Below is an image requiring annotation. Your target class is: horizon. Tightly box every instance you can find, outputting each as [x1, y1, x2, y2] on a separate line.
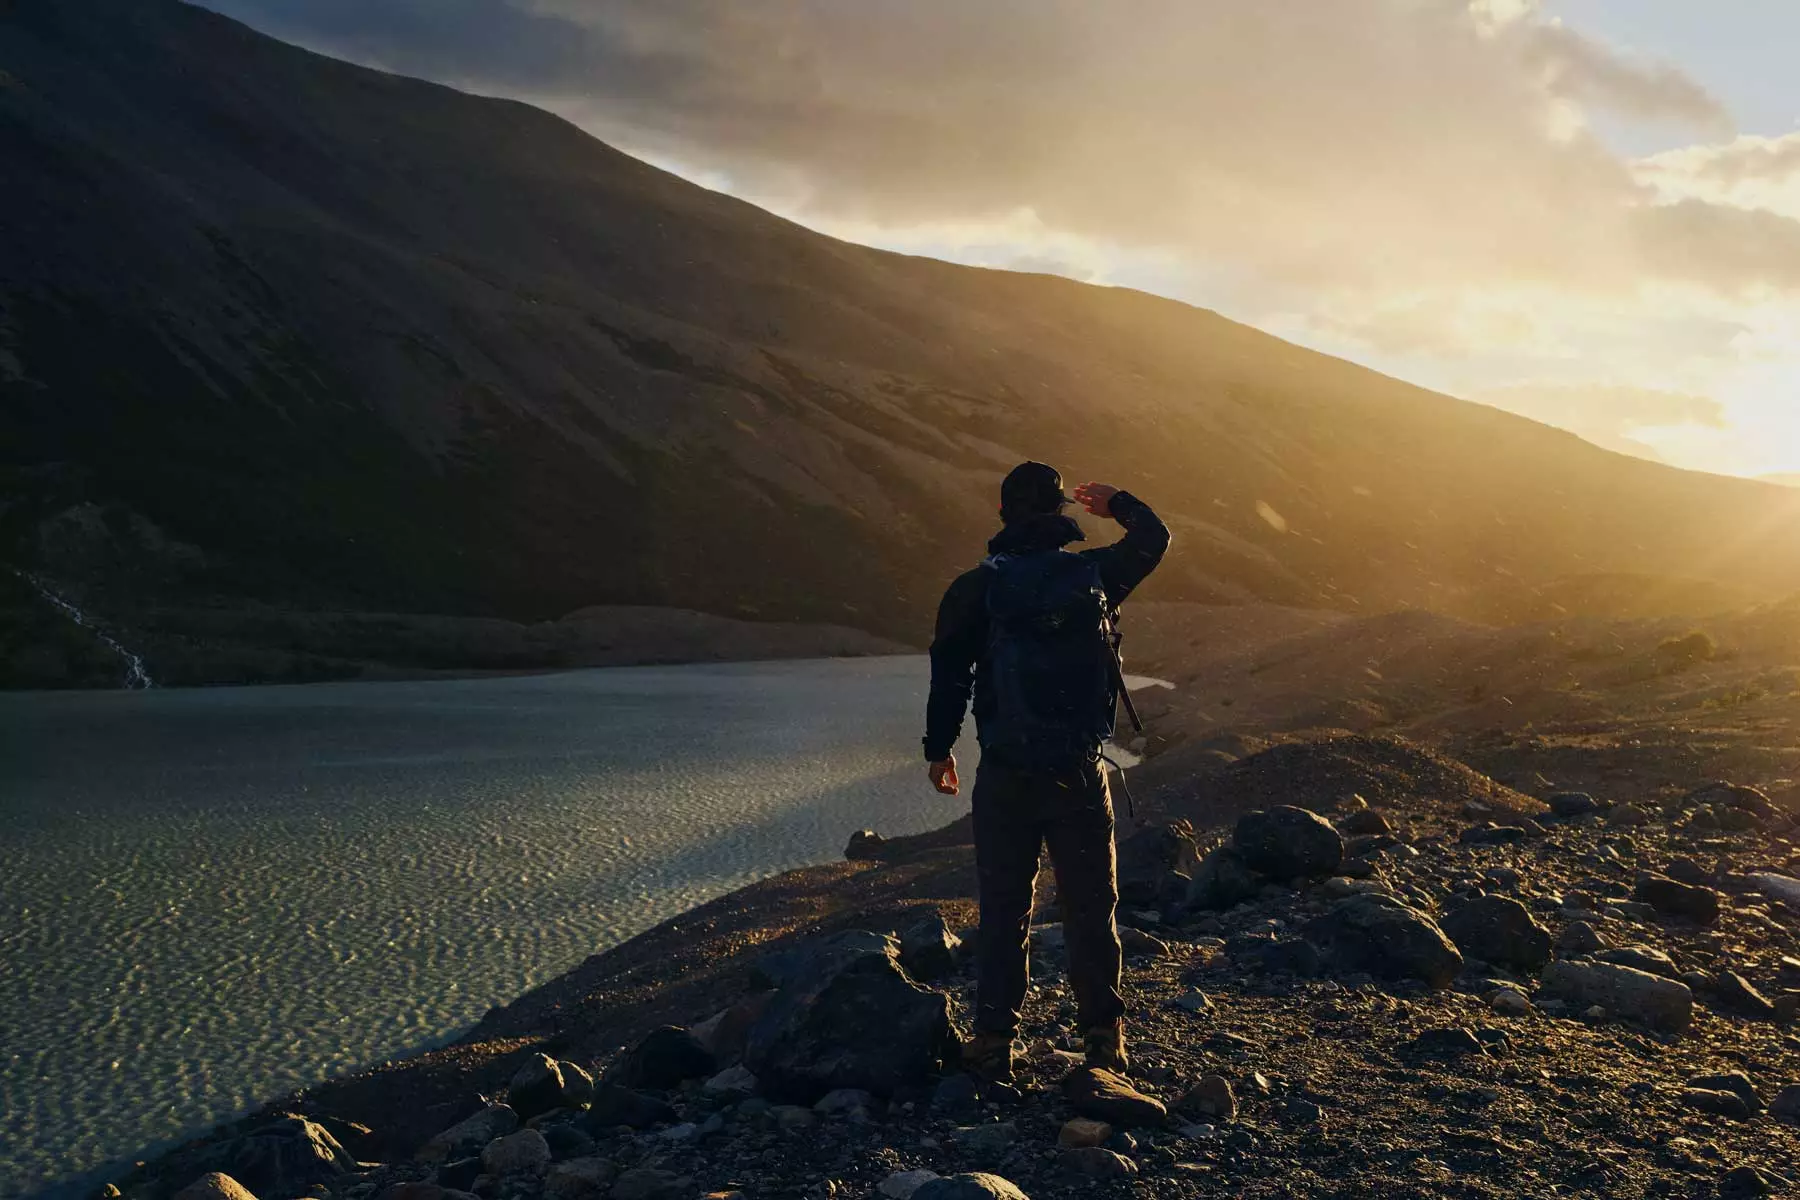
[192, 0, 1800, 481]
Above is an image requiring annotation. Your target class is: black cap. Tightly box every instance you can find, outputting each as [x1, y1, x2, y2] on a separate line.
[1000, 461, 1072, 520]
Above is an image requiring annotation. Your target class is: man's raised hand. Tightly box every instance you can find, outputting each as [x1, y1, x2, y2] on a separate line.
[1074, 482, 1121, 519]
[929, 754, 960, 796]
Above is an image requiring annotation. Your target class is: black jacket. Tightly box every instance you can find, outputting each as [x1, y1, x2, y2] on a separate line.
[922, 492, 1170, 762]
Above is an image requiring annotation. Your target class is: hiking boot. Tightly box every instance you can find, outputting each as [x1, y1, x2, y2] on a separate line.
[962, 1030, 1018, 1085]
[1083, 1021, 1130, 1074]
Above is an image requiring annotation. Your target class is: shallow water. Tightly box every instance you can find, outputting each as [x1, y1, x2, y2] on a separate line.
[0, 657, 969, 1200]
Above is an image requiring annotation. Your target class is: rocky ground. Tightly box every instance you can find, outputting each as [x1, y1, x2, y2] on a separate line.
[105, 736, 1800, 1200]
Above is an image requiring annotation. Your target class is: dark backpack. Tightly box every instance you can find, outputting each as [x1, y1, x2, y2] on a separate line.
[979, 549, 1119, 767]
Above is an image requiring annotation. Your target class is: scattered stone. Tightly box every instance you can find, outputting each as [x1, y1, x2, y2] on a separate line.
[1338, 808, 1393, 837]
[174, 1175, 259, 1200]
[771, 1104, 817, 1132]
[1595, 945, 1680, 978]
[1687, 782, 1778, 819]
[1301, 893, 1464, 989]
[481, 1130, 550, 1176]
[1059, 1148, 1138, 1177]
[910, 1173, 1031, 1200]
[845, 830, 887, 860]
[1556, 921, 1607, 957]
[1549, 792, 1600, 817]
[899, 914, 963, 982]
[1488, 986, 1533, 1016]
[930, 1073, 984, 1122]
[1607, 804, 1652, 828]
[1177, 1075, 1237, 1122]
[544, 1159, 617, 1200]
[878, 1171, 941, 1200]
[1284, 1098, 1323, 1124]
[1719, 1165, 1778, 1198]
[1407, 1028, 1486, 1058]
[508, 1055, 594, 1121]
[1665, 857, 1713, 886]
[435, 1160, 483, 1193]
[1232, 936, 1322, 976]
[1459, 823, 1528, 846]
[1688, 1073, 1762, 1112]
[1171, 989, 1215, 1015]
[1539, 961, 1693, 1034]
[1118, 925, 1170, 959]
[1439, 895, 1552, 971]
[1234, 806, 1344, 878]
[198, 1116, 355, 1198]
[418, 1107, 519, 1164]
[814, 1088, 877, 1120]
[1064, 1067, 1168, 1128]
[1058, 1118, 1112, 1149]
[1683, 1088, 1752, 1120]
[1634, 875, 1722, 924]
[1713, 971, 1779, 1020]
[541, 1123, 597, 1163]
[744, 930, 954, 1099]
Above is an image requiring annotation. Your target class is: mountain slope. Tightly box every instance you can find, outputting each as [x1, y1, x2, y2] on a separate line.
[7, 0, 1800, 647]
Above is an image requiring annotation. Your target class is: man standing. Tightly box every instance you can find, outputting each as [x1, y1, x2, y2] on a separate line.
[923, 461, 1170, 1086]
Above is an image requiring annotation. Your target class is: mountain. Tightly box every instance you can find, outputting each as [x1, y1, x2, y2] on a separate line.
[7, 0, 1800, 665]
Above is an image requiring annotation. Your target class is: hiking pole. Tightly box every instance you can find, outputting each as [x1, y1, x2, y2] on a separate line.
[1103, 615, 1144, 819]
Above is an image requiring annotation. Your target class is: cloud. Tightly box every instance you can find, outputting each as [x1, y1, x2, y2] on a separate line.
[1475, 385, 1728, 459]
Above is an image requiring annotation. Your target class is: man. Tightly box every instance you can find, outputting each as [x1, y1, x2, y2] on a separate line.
[923, 460, 1170, 1085]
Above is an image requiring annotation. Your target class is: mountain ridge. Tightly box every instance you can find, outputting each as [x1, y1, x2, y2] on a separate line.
[7, 0, 1800, 671]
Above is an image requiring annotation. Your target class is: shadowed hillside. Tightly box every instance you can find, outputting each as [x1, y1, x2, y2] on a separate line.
[8, 0, 1800, 674]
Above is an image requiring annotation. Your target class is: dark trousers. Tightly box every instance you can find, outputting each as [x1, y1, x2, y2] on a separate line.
[971, 757, 1125, 1037]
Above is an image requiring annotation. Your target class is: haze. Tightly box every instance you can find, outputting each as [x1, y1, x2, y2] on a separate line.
[192, 0, 1800, 480]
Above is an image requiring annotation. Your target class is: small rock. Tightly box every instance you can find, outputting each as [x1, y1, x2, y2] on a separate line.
[1187, 846, 1262, 911]
[1234, 806, 1344, 879]
[1302, 893, 1463, 989]
[582, 1085, 675, 1132]
[1556, 921, 1607, 957]
[1720, 1165, 1778, 1198]
[1549, 792, 1599, 817]
[1713, 971, 1779, 1020]
[772, 1104, 817, 1132]
[814, 1088, 876, 1120]
[657, 1123, 698, 1143]
[878, 1171, 941, 1200]
[1407, 1028, 1485, 1057]
[1634, 875, 1722, 924]
[1488, 986, 1532, 1016]
[1772, 1085, 1800, 1123]
[1688, 1073, 1762, 1112]
[1118, 926, 1169, 959]
[1065, 1067, 1167, 1128]
[899, 914, 963, 982]
[1682, 1088, 1752, 1120]
[1607, 804, 1651, 828]
[930, 1073, 984, 1122]
[910, 1174, 1031, 1200]
[1176, 1075, 1237, 1122]
[1059, 1148, 1137, 1178]
[1284, 1098, 1323, 1124]
[481, 1129, 550, 1176]
[1439, 895, 1552, 972]
[1459, 823, 1528, 846]
[1337, 808, 1393, 837]
[1171, 989, 1214, 1015]
[846, 830, 887, 860]
[1057, 1118, 1113, 1149]
[1595, 945, 1680, 978]
[174, 1175, 259, 1200]
[1539, 960, 1693, 1034]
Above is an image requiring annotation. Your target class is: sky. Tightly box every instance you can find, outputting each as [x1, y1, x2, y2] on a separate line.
[200, 0, 1800, 480]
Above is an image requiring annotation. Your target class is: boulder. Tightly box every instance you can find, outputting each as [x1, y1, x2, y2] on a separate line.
[509, 1055, 594, 1122]
[899, 914, 963, 982]
[419, 1106, 518, 1164]
[1771, 1085, 1800, 1123]
[1438, 895, 1552, 972]
[1685, 782, 1777, 818]
[949, 1122, 1016, 1162]
[615, 1027, 716, 1090]
[743, 930, 954, 1100]
[481, 1130, 551, 1176]
[1539, 961, 1693, 1034]
[1634, 875, 1721, 924]
[814, 1088, 877, 1121]
[1720, 1166, 1780, 1199]
[845, 830, 887, 860]
[1117, 821, 1201, 906]
[1186, 846, 1262, 911]
[911, 1174, 1031, 1200]
[1233, 807, 1343, 879]
[1057, 1118, 1112, 1148]
[609, 1168, 686, 1200]
[1606, 803, 1651, 828]
[1229, 936, 1321, 977]
[1683, 1088, 1752, 1120]
[541, 1125, 597, 1162]
[1301, 894, 1463, 989]
[1688, 1073, 1762, 1112]
[174, 1175, 259, 1200]
[877, 1171, 942, 1200]
[1063, 1067, 1167, 1128]
[199, 1116, 355, 1198]
[702, 1065, 759, 1097]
